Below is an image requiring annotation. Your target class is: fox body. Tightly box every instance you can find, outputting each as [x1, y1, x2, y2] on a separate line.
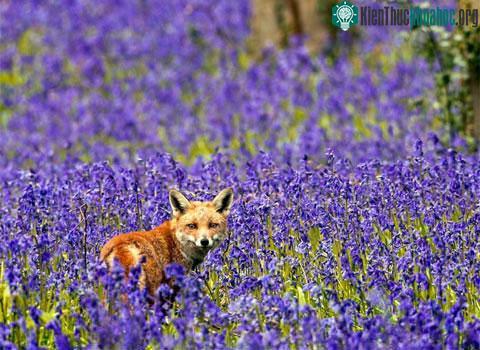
[100, 188, 233, 295]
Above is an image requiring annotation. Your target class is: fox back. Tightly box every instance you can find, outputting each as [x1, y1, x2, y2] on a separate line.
[100, 188, 233, 296]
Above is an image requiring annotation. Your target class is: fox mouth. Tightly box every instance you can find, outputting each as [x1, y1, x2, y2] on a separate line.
[185, 241, 211, 251]
[195, 244, 212, 250]
[183, 242, 211, 261]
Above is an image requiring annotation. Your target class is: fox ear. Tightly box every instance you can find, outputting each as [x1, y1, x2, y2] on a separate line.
[212, 188, 234, 215]
[169, 190, 191, 216]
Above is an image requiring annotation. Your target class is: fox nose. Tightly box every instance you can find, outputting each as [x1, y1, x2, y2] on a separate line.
[200, 238, 209, 247]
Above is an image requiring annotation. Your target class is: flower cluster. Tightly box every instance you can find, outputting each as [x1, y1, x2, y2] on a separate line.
[0, 0, 478, 349]
[1, 0, 443, 168]
[1, 149, 480, 348]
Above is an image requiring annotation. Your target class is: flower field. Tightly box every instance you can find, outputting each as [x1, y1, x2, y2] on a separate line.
[1, 0, 479, 349]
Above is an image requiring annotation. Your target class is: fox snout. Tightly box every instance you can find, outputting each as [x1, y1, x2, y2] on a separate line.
[197, 232, 224, 248]
[199, 237, 212, 247]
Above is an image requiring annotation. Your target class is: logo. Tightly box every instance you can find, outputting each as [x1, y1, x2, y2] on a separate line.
[332, 1, 358, 31]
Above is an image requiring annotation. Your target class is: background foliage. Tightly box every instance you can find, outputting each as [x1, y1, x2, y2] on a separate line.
[0, 0, 479, 349]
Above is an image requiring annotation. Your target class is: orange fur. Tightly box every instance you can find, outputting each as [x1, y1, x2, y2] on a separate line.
[100, 221, 189, 295]
[100, 188, 233, 296]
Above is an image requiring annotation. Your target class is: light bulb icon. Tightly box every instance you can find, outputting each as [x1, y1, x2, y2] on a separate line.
[332, 1, 357, 31]
[337, 4, 354, 31]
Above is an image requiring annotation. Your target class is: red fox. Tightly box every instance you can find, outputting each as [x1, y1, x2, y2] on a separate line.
[100, 188, 233, 296]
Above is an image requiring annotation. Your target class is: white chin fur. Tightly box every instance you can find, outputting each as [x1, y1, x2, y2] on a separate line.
[176, 231, 195, 245]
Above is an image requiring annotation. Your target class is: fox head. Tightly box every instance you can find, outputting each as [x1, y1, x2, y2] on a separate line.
[169, 188, 233, 262]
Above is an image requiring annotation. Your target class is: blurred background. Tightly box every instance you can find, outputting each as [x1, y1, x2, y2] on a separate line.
[1, 2, 480, 348]
[0, 0, 479, 168]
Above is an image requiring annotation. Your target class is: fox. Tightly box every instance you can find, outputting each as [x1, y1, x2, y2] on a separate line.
[100, 188, 233, 296]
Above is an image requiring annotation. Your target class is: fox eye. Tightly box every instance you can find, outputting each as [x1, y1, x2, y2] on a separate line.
[186, 223, 197, 229]
[209, 222, 219, 229]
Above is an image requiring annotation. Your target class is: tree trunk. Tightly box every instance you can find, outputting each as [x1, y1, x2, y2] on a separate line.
[287, 0, 303, 35]
[459, 0, 480, 141]
[472, 67, 480, 141]
[249, 0, 330, 55]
